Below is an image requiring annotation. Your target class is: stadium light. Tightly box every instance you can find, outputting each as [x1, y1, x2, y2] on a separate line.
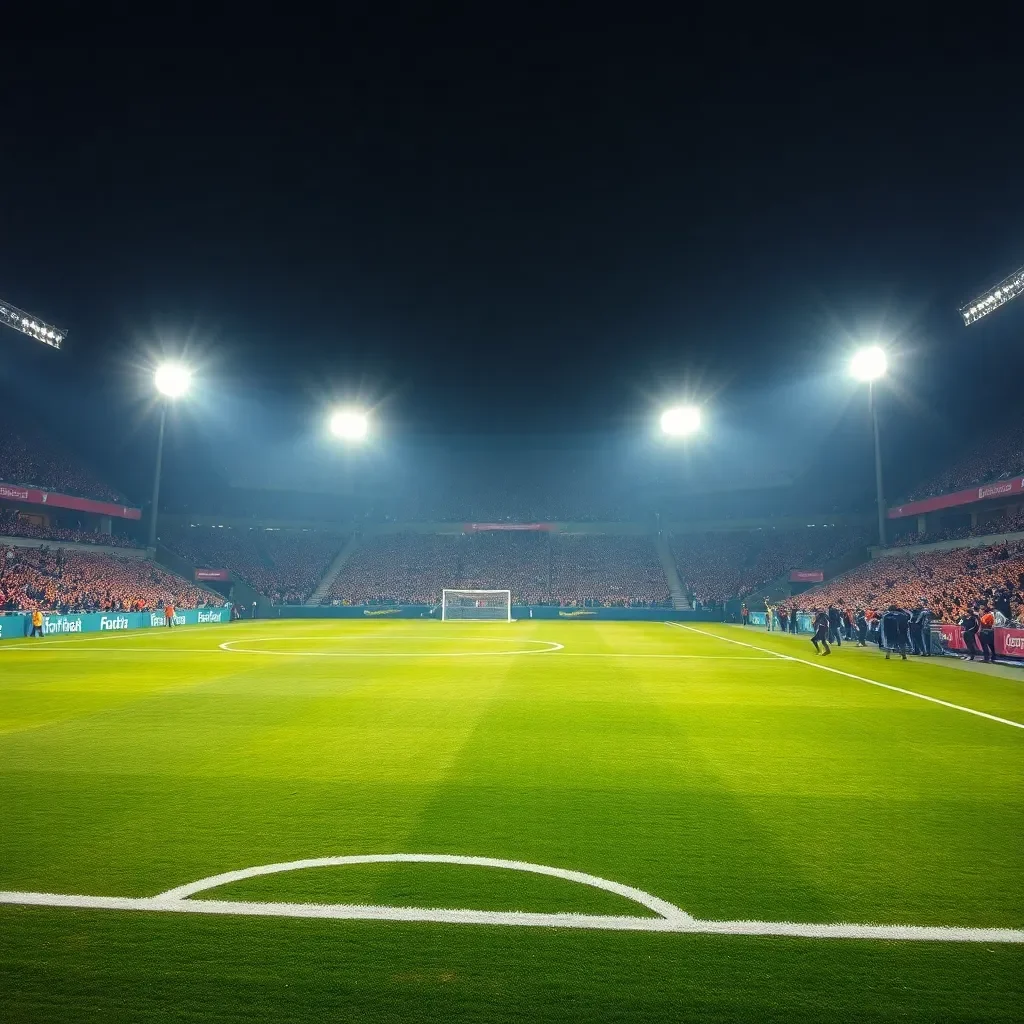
[149, 362, 194, 548]
[0, 299, 66, 349]
[660, 405, 701, 438]
[329, 408, 369, 442]
[154, 362, 192, 399]
[849, 346, 888, 547]
[849, 345, 887, 382]
[960, 264, 1024, 326]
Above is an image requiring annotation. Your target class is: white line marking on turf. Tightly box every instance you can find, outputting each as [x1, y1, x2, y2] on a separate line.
[0, 853, 1018, 942]
[666, 623, 1024, 731]
[218, 636, 564, 657]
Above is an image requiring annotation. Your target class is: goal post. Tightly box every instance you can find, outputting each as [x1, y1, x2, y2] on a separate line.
[441, 589, 512, 622]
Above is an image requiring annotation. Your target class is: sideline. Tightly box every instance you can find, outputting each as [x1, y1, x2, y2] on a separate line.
[667, 623, 1024, 730]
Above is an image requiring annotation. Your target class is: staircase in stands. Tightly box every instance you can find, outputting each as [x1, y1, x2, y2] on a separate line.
[307, 534, 362, 605]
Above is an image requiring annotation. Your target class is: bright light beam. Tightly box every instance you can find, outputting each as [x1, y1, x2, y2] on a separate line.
[849, 346, 887, 382]
[660, 405, 701, 437]
[154, 363, 193, 399]
[329, 408, 369, 442]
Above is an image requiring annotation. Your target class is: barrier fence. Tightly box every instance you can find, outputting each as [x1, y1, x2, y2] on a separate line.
[0, 607, 232, 640]
[269, 605, 722, 622]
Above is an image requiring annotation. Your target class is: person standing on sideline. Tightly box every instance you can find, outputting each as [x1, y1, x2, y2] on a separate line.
[29, 608, 44, 638]
[164, 602, 175, 628]
[827, 605, 842, 647]
[764, 599, 773, 631]
[882, 605, 908, 660]
[960, 608, 980, 661]
[251, 600, 258, 620]
[909, 604, 925, 655]
[855, 608, 868, 646]
[918, 600, 933, 655]
[777, 606, 788, 633]
[790, 607, 799, 633]
[979, 606, 997, 663]
[811, 609, 831, 655]
[741, 603, 749, 626]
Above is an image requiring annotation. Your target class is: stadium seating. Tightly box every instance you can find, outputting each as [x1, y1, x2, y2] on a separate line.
[161, 527, 343, 604]
[671, 526, 869, 604]
[0, 508, 140, 548]
[325, 532, 670, 606]
[0, 546, 214, 612]
[900, 424, 1024, 503]
[797, 540, 1024, 624]
[0, 419, 128, 503]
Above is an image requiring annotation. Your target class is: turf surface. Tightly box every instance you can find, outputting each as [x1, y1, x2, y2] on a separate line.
[1, 619, 1022, 1021]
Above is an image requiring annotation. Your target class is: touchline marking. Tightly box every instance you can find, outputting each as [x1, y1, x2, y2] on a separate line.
[666, 623, 1024, 731]
[0, 854, 1018, 943]
[551, 654, 779, 660]
[218, 636, 564, 657]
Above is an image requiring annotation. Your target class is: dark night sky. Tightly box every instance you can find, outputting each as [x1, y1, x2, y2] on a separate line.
[0, 17, 1021, 510]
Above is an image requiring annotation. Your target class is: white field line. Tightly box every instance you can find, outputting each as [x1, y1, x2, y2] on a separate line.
[218, 636, 564, 657]
[666, 623, 1024, 731]
[0, 853, 1019, 943]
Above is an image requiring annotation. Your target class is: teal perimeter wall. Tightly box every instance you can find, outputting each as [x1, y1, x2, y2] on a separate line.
[267, 605, 723, 622]
[0, 607, 232, 641]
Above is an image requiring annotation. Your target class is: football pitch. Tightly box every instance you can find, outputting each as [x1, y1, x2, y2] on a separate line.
[1, 619, 1022, 1022]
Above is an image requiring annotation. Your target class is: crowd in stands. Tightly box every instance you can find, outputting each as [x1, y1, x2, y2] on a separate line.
[324, 532, 671, 606]
[899, 424, 1024, 503]
[0, 546, 214, 613]
[889, 508, 1024, 548]
[0, 508, 140, 548]
[162, 527, 343, 604]
[672, 526, 869, 604]
[797, 540, 1024, 626]
[0, 421, 128, 504]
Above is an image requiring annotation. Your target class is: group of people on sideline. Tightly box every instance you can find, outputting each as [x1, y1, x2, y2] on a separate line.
[742, 596, 1008, 664]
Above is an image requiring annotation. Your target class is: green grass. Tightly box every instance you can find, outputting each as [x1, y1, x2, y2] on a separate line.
[1, 619, 1022, 1021]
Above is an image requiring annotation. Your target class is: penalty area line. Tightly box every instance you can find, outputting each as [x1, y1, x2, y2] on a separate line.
[666, 623, 1024, 731]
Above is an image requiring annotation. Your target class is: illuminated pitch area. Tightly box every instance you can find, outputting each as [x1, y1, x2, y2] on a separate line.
[1, 620, 1021, 1021]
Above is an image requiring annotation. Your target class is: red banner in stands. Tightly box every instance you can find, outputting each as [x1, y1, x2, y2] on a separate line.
[789, 570, 824, 582]
[0, 483, 141, 520]
[463, 523, 554, 532]
[195, 569, 229, 581]
[888, 477, 1024, 519]
[938, 623, 1024, 658]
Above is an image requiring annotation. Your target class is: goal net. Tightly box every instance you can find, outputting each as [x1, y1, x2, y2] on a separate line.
[441, 589, 512, 621]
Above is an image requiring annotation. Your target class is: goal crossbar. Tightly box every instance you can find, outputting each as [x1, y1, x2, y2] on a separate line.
[441, 589, 512, 622]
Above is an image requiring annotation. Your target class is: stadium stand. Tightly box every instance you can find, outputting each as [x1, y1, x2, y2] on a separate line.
[0, 508, 140, 548]
[0, 418, 129, 503]
[671, 526, 869, 604]
[548, 535, 669, 606]
[161, 527, 343, 605]
[0, 546, 214, 612]
[325, 533, 460, 605]
[899, 424, 1024, 503]
[324, 532, 670, 606]
[797, 540, 1024, 624]
[889, 508, 1024, 548]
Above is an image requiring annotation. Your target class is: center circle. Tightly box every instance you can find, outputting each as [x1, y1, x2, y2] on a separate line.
[219, 635, 564, 657]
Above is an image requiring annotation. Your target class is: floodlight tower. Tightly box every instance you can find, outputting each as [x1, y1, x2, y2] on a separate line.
[149, 363, 193, 548]
[850, 346, 888, 548]
[960, 264, 1024, 326]
[0, 298, 66, 348]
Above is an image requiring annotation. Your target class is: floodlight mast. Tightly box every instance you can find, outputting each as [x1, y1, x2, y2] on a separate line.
[0, 299, 66, 349]
[960, 264, 1024, 326]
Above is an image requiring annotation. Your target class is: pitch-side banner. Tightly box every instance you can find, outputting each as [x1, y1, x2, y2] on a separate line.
[889, 477, 1024, 519]
[195, 568, 230, 581]
[789, 570, 824, 582]
[0, 482, 141, 521]
[463, 523, 554, 532]
[938, 624, 1024, 658]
